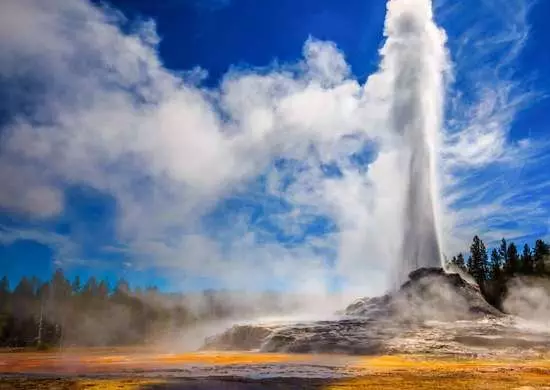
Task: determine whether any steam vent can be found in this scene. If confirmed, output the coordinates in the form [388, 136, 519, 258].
[201, 268, 548, 356]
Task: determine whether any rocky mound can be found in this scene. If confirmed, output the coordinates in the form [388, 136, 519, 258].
[202, 268, 505, 354]
[345, 267, 502, 320]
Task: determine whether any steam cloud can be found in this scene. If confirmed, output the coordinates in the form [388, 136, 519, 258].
[0, 0, 544, 299]
[381, 0, 448, 283]
[504, 277, 550, 328]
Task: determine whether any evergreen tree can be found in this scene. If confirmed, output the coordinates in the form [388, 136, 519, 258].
[521, 244, 534, 274]
[3, 234, 549, 349]
[0, 277, 10, 345]
[452, 253, 466, 270]
[50, 269, 71, 345]
[0, 277, 9, 312]
[505, 242, 520, 275]
[499, 239, 508, 268]
[51, 269, 71, 300]
[82, 277, 98, 296]
[112, 279, 130, 305]
[114, 279, 130, 295]
[29, 277, 41, 296]
[534, 239, 549, 274]
[489, 248, 502, 280]
[469, 236, 488, 284]
[11, 277, 39, 345]
[12, 277, 36, 319]
[98, 280, 109, 300]
[71, 276, 81, 294]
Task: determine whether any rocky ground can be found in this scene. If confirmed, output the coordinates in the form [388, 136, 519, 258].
[2, 268, 550, 388]
[2, 354, 550, 389]
[203, 268, 550, 357]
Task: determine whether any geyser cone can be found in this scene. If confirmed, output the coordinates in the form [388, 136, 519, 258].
[203, 268, 504, 354]
[381, 0, 448, 284]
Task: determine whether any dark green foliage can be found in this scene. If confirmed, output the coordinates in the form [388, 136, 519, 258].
[489, 248, 502, 281]
[451, 253, 466, 270]
[453, 237, 550, 311]
[534, 239, 549, 274]
[521, 244, 534, 274]
[468, 236, 488, 285]
[499, 239, 508, 266]
[505, 243, 520, 276]
[0, 270, 287, 348]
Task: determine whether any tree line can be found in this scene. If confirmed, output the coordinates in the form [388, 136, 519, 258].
[0, 271, 292, 349]
[450, 237, 550, 309]
[1, 236, 549, 349]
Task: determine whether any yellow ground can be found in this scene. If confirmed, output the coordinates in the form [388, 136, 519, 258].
[0, 378, 164, 390]
[1, 351, 550, 389]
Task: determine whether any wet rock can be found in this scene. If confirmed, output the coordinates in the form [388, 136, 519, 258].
[202, 325, 273, 351]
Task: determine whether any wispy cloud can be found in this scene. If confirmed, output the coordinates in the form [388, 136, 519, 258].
[0, 0, 381, 297]
[0, 0, 547, 298]
[0, 226, 78, 266]
[436, 0, 550, 253]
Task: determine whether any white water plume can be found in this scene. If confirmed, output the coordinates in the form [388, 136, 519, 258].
[380, 0, 449, 284]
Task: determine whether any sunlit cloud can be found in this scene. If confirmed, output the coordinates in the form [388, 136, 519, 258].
[0, 0, 548, 298]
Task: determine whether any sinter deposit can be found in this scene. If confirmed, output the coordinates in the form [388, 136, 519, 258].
[203, 268, 550, 356]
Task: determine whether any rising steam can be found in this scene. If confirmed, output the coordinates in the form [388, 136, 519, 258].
[380, 0, 448, 284]
[0, 0, 540, 301]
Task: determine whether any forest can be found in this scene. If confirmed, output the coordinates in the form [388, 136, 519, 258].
[0, 272, 294, 348]
[0, 236, 549, 348]
[450, 237, 550, 309]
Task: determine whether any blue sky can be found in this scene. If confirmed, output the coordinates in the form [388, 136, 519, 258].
[0, 0, 549, 294]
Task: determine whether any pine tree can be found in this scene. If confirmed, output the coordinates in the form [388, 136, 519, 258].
[71, 276, 81, 294]
[489, 248, 502, 280]
[112, 279, 130, 305]
[12, 277, 36, 318]
[83, 277, 98, 296]
[469, 236, 488, 284]
[505, 242, 520, 275]
[11, 277, 39, 345]
[534, 239, 549, 275]
[98, 280, 109, 301]
[480, 239, 489, 280]
[51, 270, 70, 305]
[50, 269, 71, 346]
[114, 279, 130, 295]
[453, 253, 466, 270]
[499, 239, 508, 268]
[0, 277, 9, 313]
[521, 244, 534, 274]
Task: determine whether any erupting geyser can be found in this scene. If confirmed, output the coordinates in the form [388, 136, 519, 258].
[382, 0, 448, 284]
[203, 1, 550, 357]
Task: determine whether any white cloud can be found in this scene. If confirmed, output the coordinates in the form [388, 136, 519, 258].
[0, 0, 547, 300]
[436, 0, 549, 253]
[0, 0, 383, 297]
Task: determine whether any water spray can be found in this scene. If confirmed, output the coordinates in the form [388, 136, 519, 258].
[379, 0, 449, 284]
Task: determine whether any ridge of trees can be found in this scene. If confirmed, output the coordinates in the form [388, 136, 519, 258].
[0, 273, 292, 349]
[1, 236, 549, 349]
[450, 237, 550, 308]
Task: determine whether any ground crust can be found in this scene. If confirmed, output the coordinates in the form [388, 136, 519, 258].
[2, 350, 550, 389]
